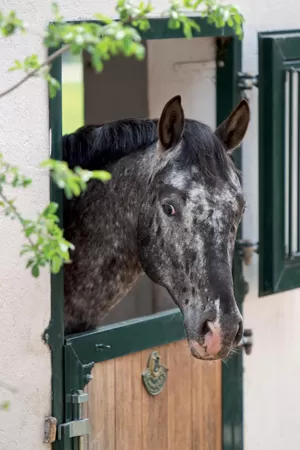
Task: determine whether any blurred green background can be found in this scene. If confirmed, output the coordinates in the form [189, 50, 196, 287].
[62, 52, 84, 134]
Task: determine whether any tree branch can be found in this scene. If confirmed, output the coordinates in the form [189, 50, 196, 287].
[0, 44, 70, 99]
[0, 188, 35, 248]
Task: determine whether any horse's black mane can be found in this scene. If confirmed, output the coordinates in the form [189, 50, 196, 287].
[62, 118, 236, 180]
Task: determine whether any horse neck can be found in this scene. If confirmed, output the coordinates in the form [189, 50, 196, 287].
[89, 147, 156, 279]
[108, 145, 156, 229]
[64, 146, 158, 328]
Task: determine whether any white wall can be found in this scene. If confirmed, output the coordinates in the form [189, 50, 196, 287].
[0, 2, 52, 449]
[147, 37, 216, 127]
[231, 0, 300, 449]
[2, 0, 300, 449]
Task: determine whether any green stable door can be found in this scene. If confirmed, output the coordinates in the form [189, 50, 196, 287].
[48, 19, 300, 450]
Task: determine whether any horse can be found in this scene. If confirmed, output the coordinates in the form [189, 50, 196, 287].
[62, 95, 250, 361]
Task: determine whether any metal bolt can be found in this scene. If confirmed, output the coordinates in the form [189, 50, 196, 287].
[95, 343, 111, 351]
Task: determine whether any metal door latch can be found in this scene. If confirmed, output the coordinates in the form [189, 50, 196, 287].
[237, 72, 259, 90]
[237, 72, 258, 100]
[58, 390, 90, 441]
[237, 329, 253, 355]
[236, 240, 259, 266]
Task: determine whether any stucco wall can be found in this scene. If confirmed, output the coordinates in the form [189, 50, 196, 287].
[0, 2, 52, 449]
[2, 0, 300, 449]
[231, 0, 300, 448]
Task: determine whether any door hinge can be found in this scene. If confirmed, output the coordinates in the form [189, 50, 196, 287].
[44, 416, 57, 444]
[237, 72, 258, 99]
[58, 390, 90, 440]
[58, 418, 90, 440]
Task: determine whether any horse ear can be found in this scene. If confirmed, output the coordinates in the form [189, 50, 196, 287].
[158, 95, 185, 151]
[215, 99, 250, 154]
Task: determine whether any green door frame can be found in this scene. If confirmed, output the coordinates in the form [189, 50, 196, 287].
[46, 17, 246, 450]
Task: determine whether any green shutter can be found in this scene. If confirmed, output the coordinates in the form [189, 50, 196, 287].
[259, 30, 300, 296]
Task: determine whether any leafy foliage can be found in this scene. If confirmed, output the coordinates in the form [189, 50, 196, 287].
[42, 159, 111, 199]
[0, 9, 25, 36]
[0, 156, 111, 277]
[0, 0, 244, 278]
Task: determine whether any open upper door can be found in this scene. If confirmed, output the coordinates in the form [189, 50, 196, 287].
[259, 30, 300, 295]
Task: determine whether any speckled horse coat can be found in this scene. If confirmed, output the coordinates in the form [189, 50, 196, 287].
[62, 95, 250, 360]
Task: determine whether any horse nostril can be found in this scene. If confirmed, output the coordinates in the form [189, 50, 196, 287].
[234, 320, 243, 345]
[200, 320, 211, 336]
[198, 309, 217, 337]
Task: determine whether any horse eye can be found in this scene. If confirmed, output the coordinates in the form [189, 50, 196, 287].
[231, 225, 236, 234]
[162, 203, 176, 216]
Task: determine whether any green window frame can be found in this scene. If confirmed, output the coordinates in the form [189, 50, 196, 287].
[259, 30, 300, 296]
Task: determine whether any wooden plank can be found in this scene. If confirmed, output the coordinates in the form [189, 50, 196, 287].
[141, 346, 169, 450]
[167, 340, 192, 450]
[215, 361, 222, 450]
[115, 352, 143, 450]
[83, 340, 222, 450]
[191, 358, 205, 450]
[86, 360, 115, 450]
[199, 360, 222, 450]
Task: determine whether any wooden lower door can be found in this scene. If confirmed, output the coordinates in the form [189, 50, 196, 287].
[82, 340, 222, 450]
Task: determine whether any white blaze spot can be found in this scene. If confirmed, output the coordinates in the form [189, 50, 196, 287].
[214, 297, 222, 330]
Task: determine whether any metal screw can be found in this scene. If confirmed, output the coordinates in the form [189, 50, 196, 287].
[95, 343, 111, 351]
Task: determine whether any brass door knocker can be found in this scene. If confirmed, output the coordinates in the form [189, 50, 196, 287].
[142, 351, 168, 396]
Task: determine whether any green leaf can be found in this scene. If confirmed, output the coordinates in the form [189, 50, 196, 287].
[91, 53, 104, 72]
[43, 203, 58, 217]
[47, 76, 61, 99]
[51, 255, 62, 274]
[8, 59, 23, 71]
[93, 13, 113, 24]
[168, 18, 180, 30]
[31, 265, 40, 278]
[183, 21, 192, 39]
[69, 180, 81, 196]
[64, 185, 73, 199]
[51, 2, 63, 21]
[24, 226, 35, 237]
[24, 54, 40, 70]
[92, 170, 112, 182]
[26, 259, 35, 269]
